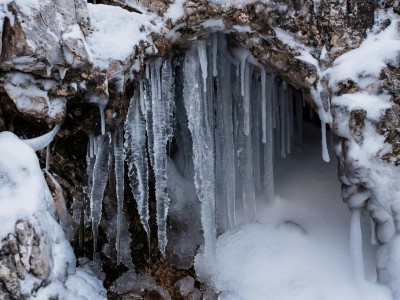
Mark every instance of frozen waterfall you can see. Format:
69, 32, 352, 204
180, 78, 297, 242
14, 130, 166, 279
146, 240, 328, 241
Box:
86, 33, 326, 263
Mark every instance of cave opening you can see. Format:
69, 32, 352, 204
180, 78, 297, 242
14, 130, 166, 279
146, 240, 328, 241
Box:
65, 31, 388, 299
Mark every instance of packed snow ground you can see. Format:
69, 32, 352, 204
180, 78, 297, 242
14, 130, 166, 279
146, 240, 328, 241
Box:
197, 122, 392, 300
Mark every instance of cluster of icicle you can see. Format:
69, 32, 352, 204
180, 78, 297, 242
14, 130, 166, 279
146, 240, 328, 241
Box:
86, 33, 306, 263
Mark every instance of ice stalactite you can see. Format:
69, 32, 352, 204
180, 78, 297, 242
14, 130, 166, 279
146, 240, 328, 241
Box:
296, 92, 303, 150
113, 127, 125, 264
90, 134, 110, 258
264, 75, 275, 203
99, 101, 107, 135
124, 91, 150, 238
112, 33, 326, 261
321, 122, 330, 162
350, 208, 365, 283
371, 219, 377, 246
219, 35, 236, 230
23, 124, 60, 151
150, 57, 175, 255
45, 145, 51, 171
198, 41, 208, 93
183, 47, 217, 261
279, 82, 287, 158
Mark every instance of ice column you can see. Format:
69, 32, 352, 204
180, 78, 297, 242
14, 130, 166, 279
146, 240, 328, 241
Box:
124, 91, 150, 238
183, 48, 216, 261
90, 134, 110, 257
113, 127, 125, 264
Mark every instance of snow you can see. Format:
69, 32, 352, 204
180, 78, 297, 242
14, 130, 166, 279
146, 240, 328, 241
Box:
86, 4, 163, 69
328, 13, 400, 90
332, 92, 391, 121
211, 0, 271, 5
195, 123, 392, 300
0, 132, 50, 239
0, 131, 106, 299
165, 0, 185, 22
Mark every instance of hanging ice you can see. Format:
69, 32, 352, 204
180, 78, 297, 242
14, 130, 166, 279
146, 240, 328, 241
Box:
23, 124, 60, 151
124, 92, 150, 238
217, 34, 236, 230
99, 101, 107, 135
198, 41, 208, 93
350, 208, 365, 283
150, 58, 174, 255
264, 74, 275, 203
321, 122, 330, 162
183, 47, 216, 261
90, 134, 110, 257
113, 127, 125, 264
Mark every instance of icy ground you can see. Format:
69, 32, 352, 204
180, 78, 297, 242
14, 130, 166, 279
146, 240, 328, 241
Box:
197, 122, 392, 300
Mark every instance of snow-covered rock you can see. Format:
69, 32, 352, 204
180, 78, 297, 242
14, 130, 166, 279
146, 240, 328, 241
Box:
0, 131, 106, 299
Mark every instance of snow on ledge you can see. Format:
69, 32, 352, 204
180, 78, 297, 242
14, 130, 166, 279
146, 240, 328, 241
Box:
86, 3, 163, 70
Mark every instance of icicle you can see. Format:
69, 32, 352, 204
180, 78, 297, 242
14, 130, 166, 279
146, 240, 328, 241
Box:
370, 219, 377, 246
99, 101, 107, 135
113, 127, 124, 264
143, 75, 155, 167
321, 121, 330, 162
271, 76, 277, 130
261, 70, 267, 144
215, 41, 236, 231
247, 54, 266, 144
264, 75, 275, 203
280, 82, 286, 158
286, 86, 292, 155
150, 58, 173, 255
44, 144, 50, 173
295, 92, 303, 150
23, 124, 60, 152
124, 92, 150, 238
183, 48, 216, 261
350, 208, 365, 283
93, 135, 99, 156
46, 65, 52, 76
58, 67, 68, 80
139, 81, 146, 116
90, 134, 110, 258
197, 41, 208, 93
243, 62, 251, 136
250, 75, 261, 193
212, 34, 218, 77
89, 134, 95, 158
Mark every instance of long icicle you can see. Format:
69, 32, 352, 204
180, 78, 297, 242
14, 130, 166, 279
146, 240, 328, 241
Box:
113, 127, 124, 264
198, 40, 208, 93
183, 47, 216, 262
124, 91, 150, 238
265, 74, 275, 203
90, 134, 110, 259
350, 208, 365, 283
151, 58, 172, 256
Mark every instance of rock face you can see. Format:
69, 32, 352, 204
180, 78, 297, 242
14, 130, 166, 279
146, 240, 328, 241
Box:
2, 0, 400, 298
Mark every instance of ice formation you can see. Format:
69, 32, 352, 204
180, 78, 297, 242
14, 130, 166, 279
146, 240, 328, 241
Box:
113, 127, 125, 264
90, 134, 110, 257
86, 33, 307, 261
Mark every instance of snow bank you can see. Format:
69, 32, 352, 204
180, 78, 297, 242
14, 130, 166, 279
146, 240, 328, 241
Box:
0, 131, 106, 299
86, 4, 163, 69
